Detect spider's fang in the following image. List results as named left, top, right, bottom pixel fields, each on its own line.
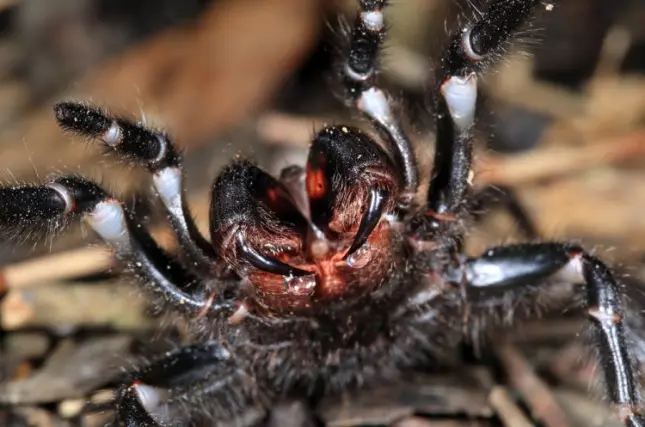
left=344, top=188, right=388, bottom=261
left=236, top=234, right=310, bottom=278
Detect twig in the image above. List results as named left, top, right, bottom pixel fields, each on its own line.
left=1, top=248, right=113, bottom=290
left=496, top=343, right=571, bottom=427
left=488, top=386, right=533, bottom=427
left=477, top=128, right=645, bottom=187
left=1, top=281, right=152, bottom=330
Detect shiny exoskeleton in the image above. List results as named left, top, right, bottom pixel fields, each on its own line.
left=1, top=1, right=643, bottom=426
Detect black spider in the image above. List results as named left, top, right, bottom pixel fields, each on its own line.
left=0, top=0, right=643, bottom=426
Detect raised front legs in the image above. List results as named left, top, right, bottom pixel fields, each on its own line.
left=54, top=102, right=222, bottom=278
left=0, top=176, right=233, bottom=318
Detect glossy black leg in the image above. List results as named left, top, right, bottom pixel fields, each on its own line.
left=462, top=243, right=645, bottom=426
left=0, top=176, right=231, bottom=318
left=340, top=0, right=418, bottom=207
left=116, top=342, right=261, bottom=426
left=425, top=0, right=539, bottom=224
left=54, top=102, right=219, bottom=277
left=470, top=185, right=538, bottom=239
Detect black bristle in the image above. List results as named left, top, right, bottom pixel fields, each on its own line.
left=54, top=102, right=112, bottom=137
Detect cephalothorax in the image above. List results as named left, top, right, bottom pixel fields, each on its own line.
left=1, top=1, right=644, bottom=426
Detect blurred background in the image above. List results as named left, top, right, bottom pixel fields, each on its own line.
left=0, top=0, right=645, bottom=426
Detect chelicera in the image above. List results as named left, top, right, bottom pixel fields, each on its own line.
left=1, top=1, right=643, bottom=426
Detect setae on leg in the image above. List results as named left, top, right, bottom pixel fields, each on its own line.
left=339, top=0, right=419, bottom=208
left=0, top=175, right=233, bottom=318
left=462, top=242, right=644, bottom=427
left=54, top=102, right=221, bottom=278
left=115, top=342, right=262, bottom=427
left=423, top=0, right=539, bottom=233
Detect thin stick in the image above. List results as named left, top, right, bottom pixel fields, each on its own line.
left=497, top=343, right=571, bottom=427
left=477, top=128, right=645, bottom=187
left=1, top=247, right=113, bottom=290
left=489, top=386, right=533, bottom=427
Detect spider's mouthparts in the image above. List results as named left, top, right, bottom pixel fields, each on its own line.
left=205, top=125, right=404, bottom=314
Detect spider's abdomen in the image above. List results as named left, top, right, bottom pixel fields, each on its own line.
left=209, top=126, right=404, bottom=316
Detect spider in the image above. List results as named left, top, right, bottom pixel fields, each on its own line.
left=0, top=0, right=643, bottom=426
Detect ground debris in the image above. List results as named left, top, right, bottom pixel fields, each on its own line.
left=1, top=336, right=132, bottom=405
left=318, top=369, right=494, bottom=427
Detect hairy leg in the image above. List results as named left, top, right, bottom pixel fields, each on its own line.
left=54, top=102, right=222, bottom=278
left=461, top=242, right=644, bottom=426
left=419, top=0, right=539, bottom=236
left=115, top=342, right=263, bottom=426
left=339, top=0, right=419, bottom=208
left=0, top=175, right=234, bottom=318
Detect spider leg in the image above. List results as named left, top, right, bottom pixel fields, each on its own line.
left=470, top=185, right=538, bottom=239
left=54, top=102, right=220, bottom=277
left=340, top=0, right=419, bottom=207
left=115, top=342, right=263, bottom=426
left=424, top=0, right=539, bottom=226
left=462, top=242, right=644, bottom=427
left=0, top=176, right=233, bottom=318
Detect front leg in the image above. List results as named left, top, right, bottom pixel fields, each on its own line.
left=114, top=342, right=266, bottom=427
left=461, top=242, right=644, bottom=427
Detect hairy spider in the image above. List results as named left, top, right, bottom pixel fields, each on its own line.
left=1, top=0, right=643, bottom=426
